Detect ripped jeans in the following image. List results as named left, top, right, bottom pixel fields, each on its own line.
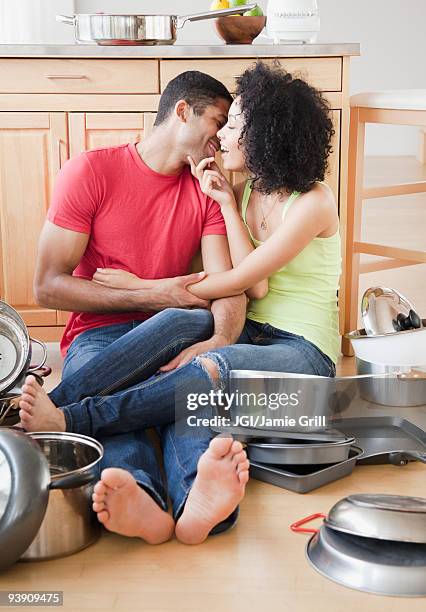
left=49, top=309, right=335, bottom=520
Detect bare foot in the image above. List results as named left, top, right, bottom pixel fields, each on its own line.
left=175, top=436, right=249, bottom=545
left=18, top=375, right=66, bottom=432
left=92, top=468, right=174, bottom=544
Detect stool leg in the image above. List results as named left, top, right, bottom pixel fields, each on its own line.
left=342, top=107, right=366, bottom=356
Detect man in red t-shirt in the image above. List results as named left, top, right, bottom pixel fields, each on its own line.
left=28, top=71, right=248, bottom=544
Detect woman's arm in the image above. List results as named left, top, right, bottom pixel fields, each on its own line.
left=187, top=187, right=338, bottom=300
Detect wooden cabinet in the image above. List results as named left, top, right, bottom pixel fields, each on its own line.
left=0, top=51, right=353, bottom=340
left=0, top=112, right=67, bottom=327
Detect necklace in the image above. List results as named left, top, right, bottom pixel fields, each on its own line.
left=259, top=192, right=282, bottom=231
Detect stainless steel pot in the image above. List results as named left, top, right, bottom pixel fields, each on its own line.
left=57, top=5, right=258, bottom=45
left=307, top=525, right=426, bottom=597
left=292, top=496, right=426, bottom=597
left=0, top=301, right=47, bottom=396
left=356, top=357, right=426, bottom=406
left=0, top=430, right=103, bottom=570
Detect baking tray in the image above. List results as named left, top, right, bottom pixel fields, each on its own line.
left=249, top=447, right=363, bottom=493
left=247, top=436, right=355, bottom=465
left=211, top=424, right=347, bottom=443
left=333, top=416, right=426, bottom=465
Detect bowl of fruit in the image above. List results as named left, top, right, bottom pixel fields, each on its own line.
left=212, top=1, right=266, bottom=45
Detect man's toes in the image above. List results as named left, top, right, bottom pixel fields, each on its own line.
left=92, top=501, right=106, bottom=513
left=100, top=467, right=131, bottom=490
left=231, top=439, right=243, bottom=454
left=22, top=384, right=37, bottom=398
left=19, top=400, right=33, bottom=414
left=92, top=492, right=105, bottom=504
left=93, top=481, right=108, bottom=497
left=232, top=450, right=247, bottom=466
left=96, top=510, right=110, bottom=525
left=24, top=375, right=39, bottom=390
left=209, top=436, right=234, bottom=458
left=237, top=459, right=250, bottom=473
left=238, top=469, right=249, bottom=485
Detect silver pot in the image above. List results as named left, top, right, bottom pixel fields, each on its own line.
left=0, top=301, right=47, bottom=396
left=0, top=430, right=103, bottom=569
left=57, top=5, right=258, bottom=45
left=356, top=357, right=426, bottom=406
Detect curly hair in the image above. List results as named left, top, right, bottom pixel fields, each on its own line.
left=236, top=61, right=334, bottom=194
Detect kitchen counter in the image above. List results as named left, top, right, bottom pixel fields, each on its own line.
left=0, top=42, right=360, bottom=58
left=0, top=459, right=423, bottom=611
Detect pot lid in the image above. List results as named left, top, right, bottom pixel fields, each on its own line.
left=0, top=301, right=30, bottom=395
left=361, top=286, right=422, bottom=335
left=325, top=493, right=426, bottom=544
left=0, top=429, right=50, bottom=571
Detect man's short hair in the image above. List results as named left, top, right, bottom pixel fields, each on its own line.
left=154, top=70, right=233, bottom=126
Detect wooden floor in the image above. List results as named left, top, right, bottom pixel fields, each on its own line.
left=1, top=156, right=425, bottom=611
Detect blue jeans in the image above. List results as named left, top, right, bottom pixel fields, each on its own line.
left=51, top=311, right=335, bottom=525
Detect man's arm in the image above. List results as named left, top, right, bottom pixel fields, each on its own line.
left=160, top=234, right=246, bottom=371
left=34, top=221, right=209, bottom=313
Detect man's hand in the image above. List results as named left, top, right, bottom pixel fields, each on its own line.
left=159, top=334, right=230, bottom=372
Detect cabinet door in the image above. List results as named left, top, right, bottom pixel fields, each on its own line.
left=0, top=112, right=68, bottom=325
left=68, top=112, right=156, bottom=157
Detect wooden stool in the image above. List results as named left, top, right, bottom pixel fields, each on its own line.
left=342, top=90, right=426, bottom=355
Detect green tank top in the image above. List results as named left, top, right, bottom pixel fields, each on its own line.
left=241, top=180, right=342, bottom=364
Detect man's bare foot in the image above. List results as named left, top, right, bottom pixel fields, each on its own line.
left=92, top=468, right=174, bottom=545
left=18, top=375, right=66, bottom=432
left=175, top=436, right=249, bottom=545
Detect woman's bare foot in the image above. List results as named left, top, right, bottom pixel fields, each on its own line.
left=175, top=436, right=249, bottom=545
left=18, top=375, right=66, bottom=432
left=92, top=468, right=174, bottom=544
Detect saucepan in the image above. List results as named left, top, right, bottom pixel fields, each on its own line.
left=57, top=5, right=258, bottom=45
left=0, top=429, right=103, bottom=570
left=291, top=494, right=426, bottom=596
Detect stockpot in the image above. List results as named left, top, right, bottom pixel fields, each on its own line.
left=0, top=429, right=103, bottom=570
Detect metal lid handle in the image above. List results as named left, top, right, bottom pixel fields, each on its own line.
left=56, top=14, right=75, bottom=26
left=177, top=4, right=258, bottom=28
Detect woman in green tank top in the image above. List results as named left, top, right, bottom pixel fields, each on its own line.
left=182, top=61, right=342, bottom=374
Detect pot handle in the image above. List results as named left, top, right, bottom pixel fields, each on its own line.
left=50, top=471, right=96, bottom=490
left=56, top=14, right=76, bottom=26
left=27, top=338, right=47, bottom=372
left=290, top=513, right=327, bottom=534
left=177, top=4, right=258, bottom=27
left=389, top=451, right=426, bottom=465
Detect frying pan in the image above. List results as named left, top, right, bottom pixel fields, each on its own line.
left=57, top=5, right=259, bottom=45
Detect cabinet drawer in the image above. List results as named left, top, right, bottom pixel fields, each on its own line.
left=161, top=58, right=342, bottom=93
left=0, top=59, right=159, bottom=94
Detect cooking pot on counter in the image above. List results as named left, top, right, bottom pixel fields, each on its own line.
left=0, top=301, right=47, bottom=397
left=0, top=429, right=103, bottom=570
left=57, top=5, right=258, bottom=46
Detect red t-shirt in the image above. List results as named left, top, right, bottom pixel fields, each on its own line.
left=47, top=143, right=226, bottom=356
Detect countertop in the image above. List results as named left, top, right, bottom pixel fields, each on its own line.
left=0, top=43, right=360, bottom=58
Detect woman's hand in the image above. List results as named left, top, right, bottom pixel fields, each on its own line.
left=188, top=155, right=236, bottom=209
left=92, top=268, right=144, bottom=290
